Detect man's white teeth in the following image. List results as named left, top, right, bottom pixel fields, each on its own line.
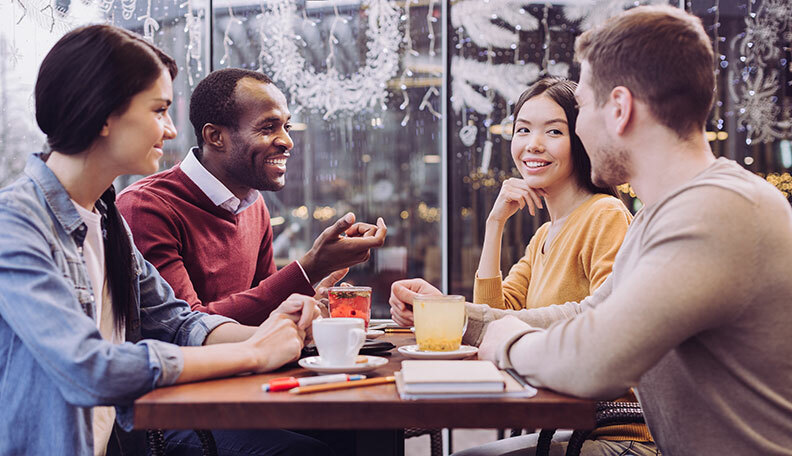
left=264, top=159, right=287, bottom=165
left=525, top=161, right=550, bottom=168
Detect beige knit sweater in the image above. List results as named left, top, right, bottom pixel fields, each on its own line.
left=463, top=158, right=792, bottom=455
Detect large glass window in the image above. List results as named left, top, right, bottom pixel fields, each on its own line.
left=1, top=0, right=790, bottom=312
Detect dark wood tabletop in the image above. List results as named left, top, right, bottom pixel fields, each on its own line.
left=133, top=334, right=596, bottom=431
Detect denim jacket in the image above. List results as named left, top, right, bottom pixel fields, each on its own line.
left=0, top=154, right=235, bottom=455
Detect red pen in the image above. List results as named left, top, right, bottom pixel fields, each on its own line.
left=262, top=374, right=366, bottom=392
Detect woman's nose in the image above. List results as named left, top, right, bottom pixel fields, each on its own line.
left=163, top=113, right=177, bottom=140
left=526, top=134, right=544, bottom=153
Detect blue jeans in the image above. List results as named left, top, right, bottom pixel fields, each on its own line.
left=159, top=429, right=335, bottom=456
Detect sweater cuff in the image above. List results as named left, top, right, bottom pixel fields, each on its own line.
left=497, top=327, right=539, bottom=369
left=295, top=260, right=312, bottom=286
left=473, top=272, right=505, bottom=307
left=280, top=261, right=316, bottom=296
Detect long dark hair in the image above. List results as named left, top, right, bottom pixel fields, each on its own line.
left=35, top=25, right=177, bottom=334
left=512, top=77, right=617, bottom=197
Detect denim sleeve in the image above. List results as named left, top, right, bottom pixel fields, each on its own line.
left=0, top=205, right=178, bottom=408
left=133, top=246, right=237, bottom=350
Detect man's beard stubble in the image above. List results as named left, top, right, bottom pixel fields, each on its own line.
left=591, top=145, right=631, bottom=188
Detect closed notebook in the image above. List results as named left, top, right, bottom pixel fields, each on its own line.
left=401, top=360, right=505, bottom=393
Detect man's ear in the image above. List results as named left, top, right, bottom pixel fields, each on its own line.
left=202, top=123, right=225, bottom=150
left=609, top=86, right=633, bottom=136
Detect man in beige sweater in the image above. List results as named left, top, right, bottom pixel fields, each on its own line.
left=390, top=6, right=792, bottom=455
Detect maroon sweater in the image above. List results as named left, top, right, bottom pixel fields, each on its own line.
left=117, top=166, right=314, bottom=325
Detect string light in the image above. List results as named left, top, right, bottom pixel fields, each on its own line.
left=219, top=5, right=242, bottom=66
left=398, top=0, right=417, bottom=126
left=181, top=0, right=204, bottom=87
left=138, top=0, right=160, bottom=43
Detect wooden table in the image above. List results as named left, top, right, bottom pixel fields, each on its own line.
left=134, top=334, right=596, bottom=455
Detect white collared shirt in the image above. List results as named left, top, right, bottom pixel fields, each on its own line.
left=179, top=148, right=313, bottom=285
left=179, top=148, right=259, bottom=215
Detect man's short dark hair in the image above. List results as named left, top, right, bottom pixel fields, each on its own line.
left=189, top=68, right=273, bottom=148
left=575, top=5, right=715, bottom=139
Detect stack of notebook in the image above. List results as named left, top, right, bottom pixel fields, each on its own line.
left=395, top=360, right=537, bottom=399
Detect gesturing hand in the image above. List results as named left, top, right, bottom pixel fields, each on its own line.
left=300, top=213, right=387, bottom=283
left=389, top=278, right=442, bottom=326
left=488, top=178, right=544, bottom=223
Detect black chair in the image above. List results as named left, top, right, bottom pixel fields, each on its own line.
left=147, top=429, right=218, bottom=456
left=536, top=401, right=645, bottom=456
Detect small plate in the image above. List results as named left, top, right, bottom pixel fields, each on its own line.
left=298, top=355, right=389, bottom=374
left=366, top=329, right=385, bottom=339
left=397, top=344, right=478, bottom=360
left=369, top=319, right=395, bottom=329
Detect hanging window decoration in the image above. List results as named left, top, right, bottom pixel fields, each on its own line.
left=182, top=0, right=204, bottom=87
left=562, top=0, right=666, bottom=31
left=729, top=0, right=792, bottom=145
left=257, top=0, right=402, bottom=119
left=450, top=0, right=541, bottom=116
left=10, top=0, right=77, bottom=35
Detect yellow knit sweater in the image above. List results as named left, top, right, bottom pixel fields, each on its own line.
left=474, top=193, right=652, bottom=442
left=474, top=194, right=631, bottom=311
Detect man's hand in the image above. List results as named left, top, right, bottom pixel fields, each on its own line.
left=244, top=313, right=305, bottom=373
left=478, top=316, right=532, bottom=363
left=300, top=213, right=387, bottom=284
left=389, top=278, right=442, bottom=326
left=314, top=268, right=349, bottom=300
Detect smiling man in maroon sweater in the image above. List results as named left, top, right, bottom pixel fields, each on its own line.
left=118, top=68, right=387, bottom=325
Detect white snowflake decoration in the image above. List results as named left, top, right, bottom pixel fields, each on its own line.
left=562, top=0, right=667, bottom=31
left=451, top=0, right=539, bottom=49
left=12, top=0, right=77, bottom=34
left=730, top=0, right=792, bottom=144
left=257, top=0, right=402, bottom=119
left=451, top=57, right=569, bottom=115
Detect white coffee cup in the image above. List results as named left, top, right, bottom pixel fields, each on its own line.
left=312, top=318, right=366, bottom=366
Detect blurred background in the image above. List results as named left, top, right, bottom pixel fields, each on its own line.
left=2, top=0, right=790, bottom=318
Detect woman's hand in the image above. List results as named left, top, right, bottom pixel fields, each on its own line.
left=271, top=293, right=323, bottom=330
left=389, top=278, right=442, bottom=326
left=244, top=313, right=305, bottom=373
left=487, top=178, right=544, bottom=224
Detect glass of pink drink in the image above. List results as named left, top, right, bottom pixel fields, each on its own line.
left=328, top=286, right=372, bottom=330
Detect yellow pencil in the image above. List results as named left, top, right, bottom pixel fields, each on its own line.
left=289, top=376, right=395, bottom=394
left=383, top=327, right=413, bottom=333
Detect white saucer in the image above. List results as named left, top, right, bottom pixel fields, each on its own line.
left=369, top=319, right=395, bottom=329
left=397, top=344, right=478, bottom=360
left=298, top=355, right=389, bottom=374
left=366, top=329, right=385, bottom=339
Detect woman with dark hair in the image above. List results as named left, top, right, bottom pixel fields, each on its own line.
left=389, top=77, right=652, bottom=454
left=0, top=25, right=332, bottom=455
left=459, top=77, right=654, bottom=454
left=474, top=77, right=632, bottom=312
